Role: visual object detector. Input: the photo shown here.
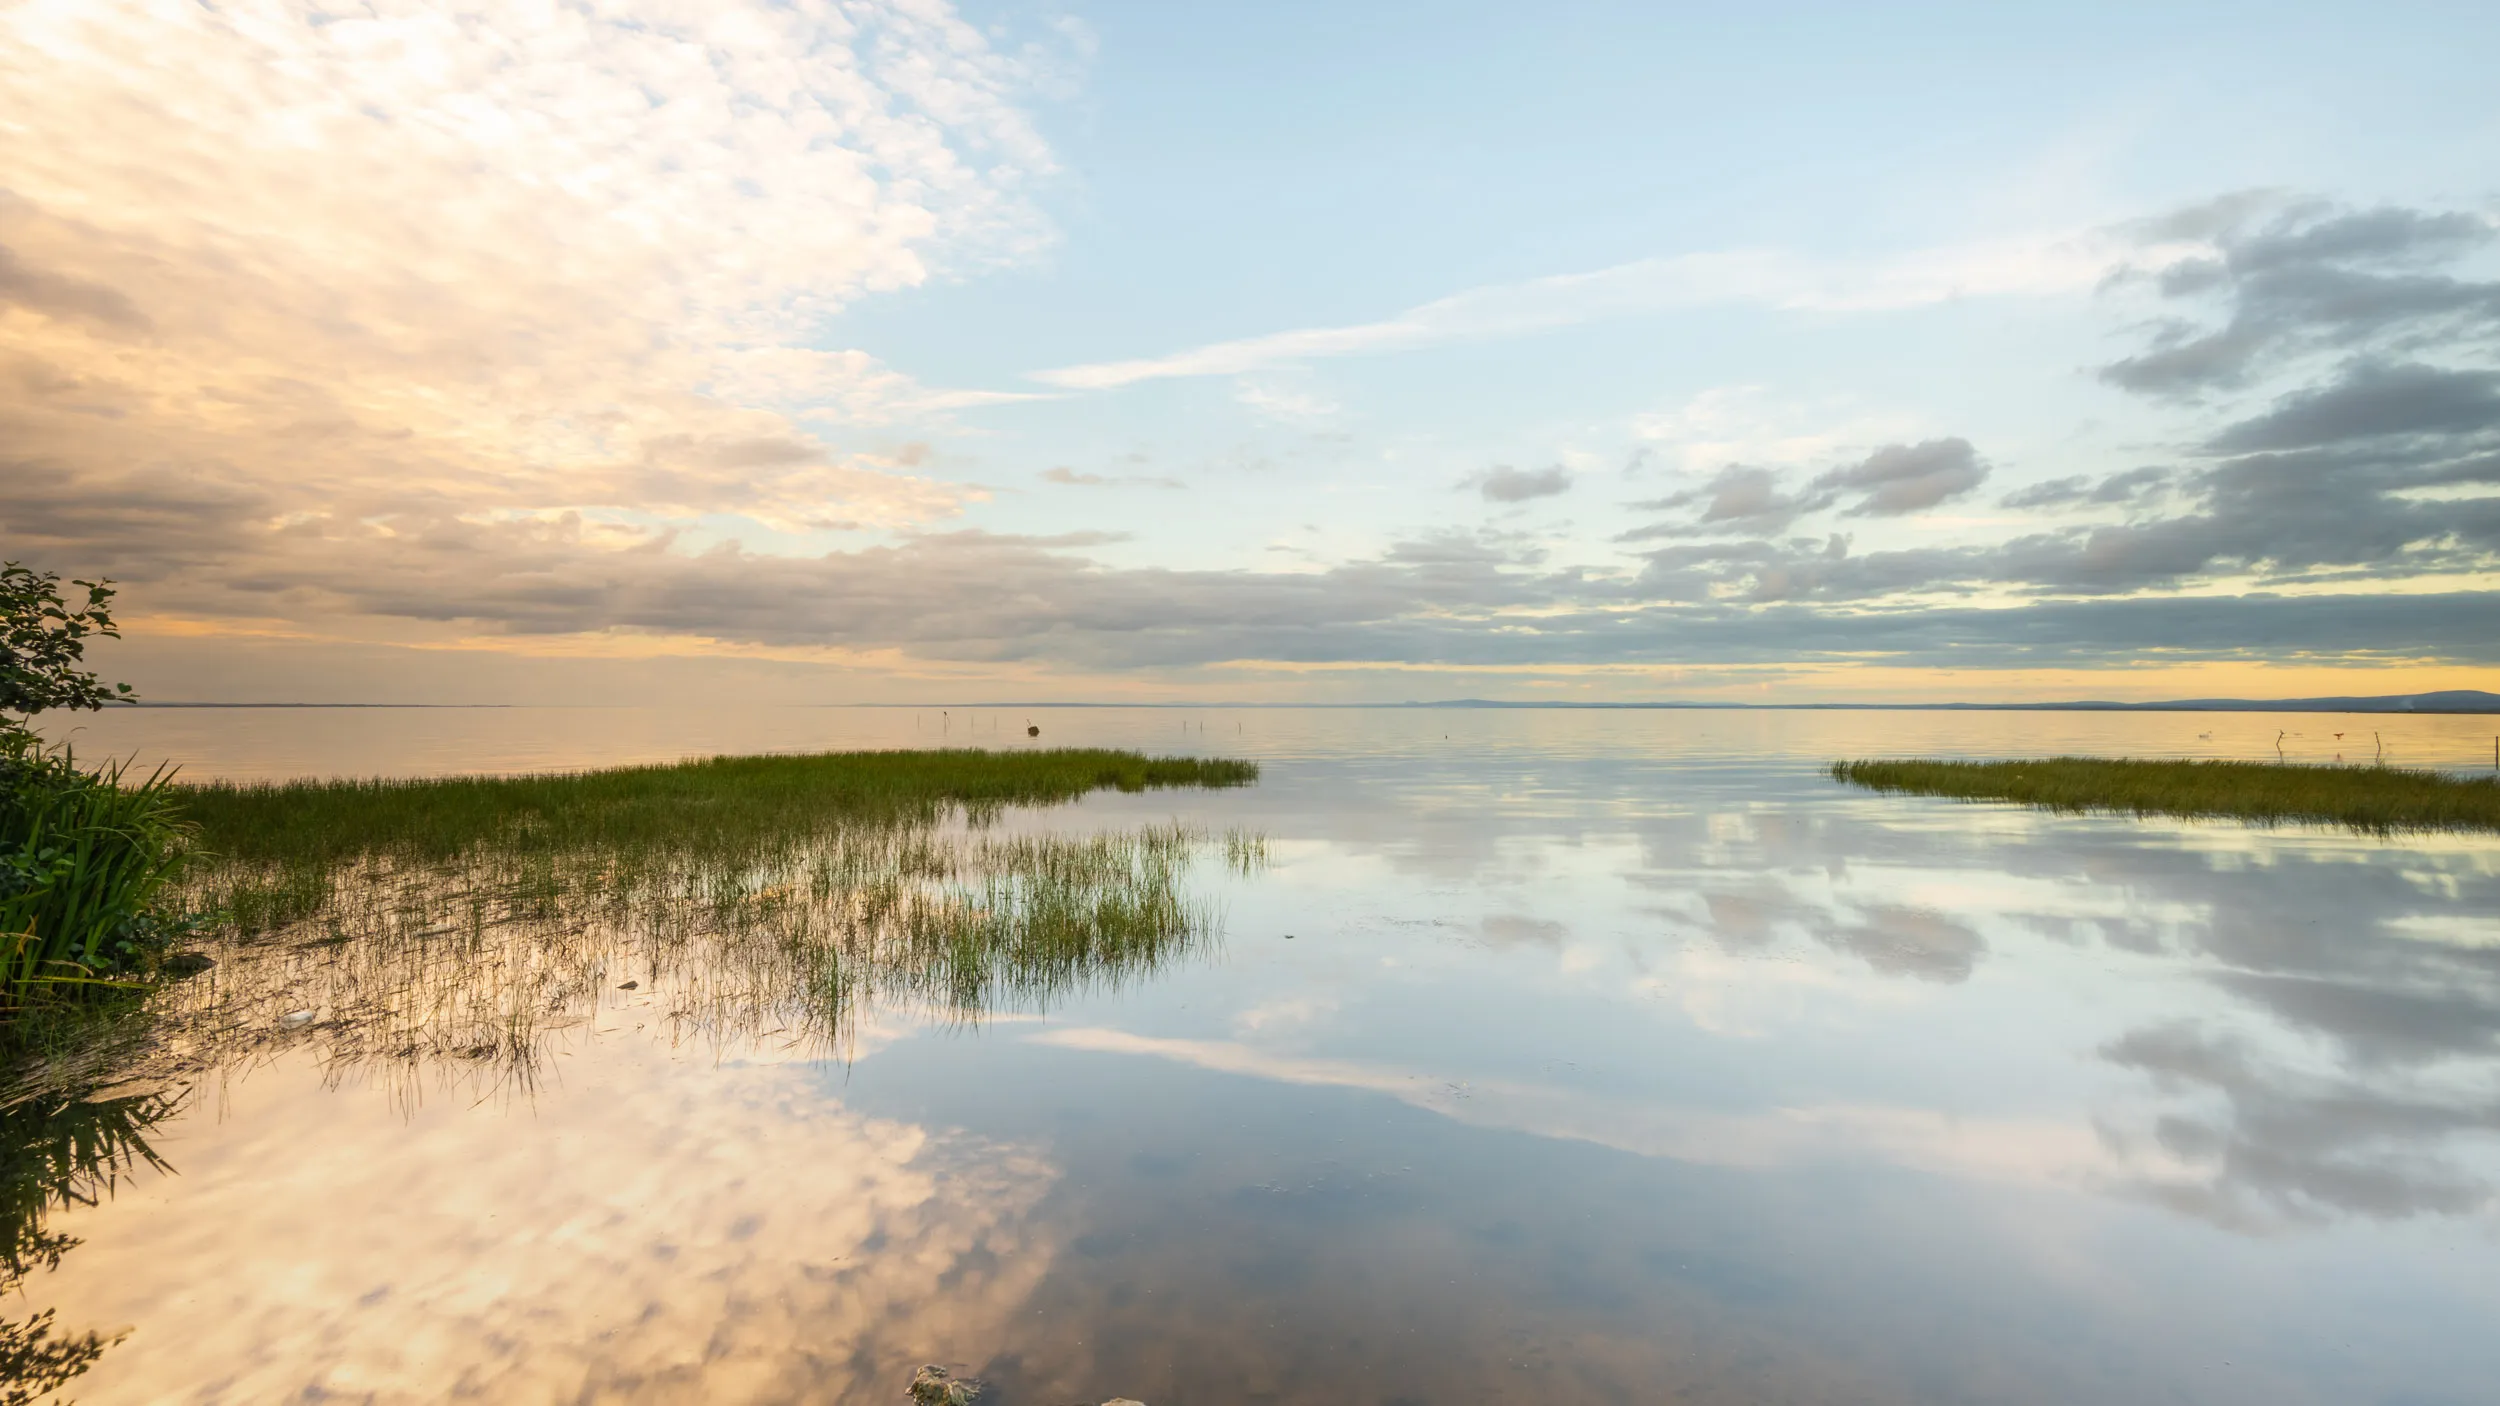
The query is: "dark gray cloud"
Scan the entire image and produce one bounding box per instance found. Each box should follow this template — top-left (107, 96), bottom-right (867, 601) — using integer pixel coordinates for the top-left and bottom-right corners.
top-left (1806, 438), bottom-right (1989, 516)
top-left (1627, 230), bottom-right (2500, 604)
top-left (1621, 466), bottom-right (1827, 538)
top-left (1467, 463), bottom-right (1573, 502)
top-left (1624, 441), bottom-right (1991, 544)
top-left (2000, 466), bottom-right (2170, 511)
top-left (2204, 360), bottom-right (2500, 453)
top-left (2100, 201), bottom-right (2500, 397)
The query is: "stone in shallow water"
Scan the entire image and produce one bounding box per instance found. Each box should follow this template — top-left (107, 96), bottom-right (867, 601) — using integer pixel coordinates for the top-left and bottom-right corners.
top-left (907, 1364), bottom-right (981, 1404)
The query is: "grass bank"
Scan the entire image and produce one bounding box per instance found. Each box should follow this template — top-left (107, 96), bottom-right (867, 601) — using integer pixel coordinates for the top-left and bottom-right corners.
top-left (1830, 757), bottom-right (2500, 833)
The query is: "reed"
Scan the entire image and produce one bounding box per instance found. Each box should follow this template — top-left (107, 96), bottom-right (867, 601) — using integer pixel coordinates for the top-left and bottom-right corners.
top-left (0, 736), bottom-right (195, 1019)
top-left (175, 747), bottom-right (1256, 936)
top-left (1830, 757), bottom-right (2500, 833)
top-left (155, 818), bottom-right (1253, 1103)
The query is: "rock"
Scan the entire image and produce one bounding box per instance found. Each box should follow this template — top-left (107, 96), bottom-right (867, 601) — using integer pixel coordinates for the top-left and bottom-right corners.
top-left (907, 1364), bottom-right (981, 1405)
top-left (279, 1009), bottom-right (315, 1028)
top-left (161, 952), bottom-right (217, 978)
top-left (617, 980), bottom-right (639, 990)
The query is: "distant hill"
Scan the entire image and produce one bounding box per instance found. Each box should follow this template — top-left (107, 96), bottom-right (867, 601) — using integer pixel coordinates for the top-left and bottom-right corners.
top-left (1405, 691), bottom-right (2500, 714)
top-left (2080, 690), bottom-right (2500, 714)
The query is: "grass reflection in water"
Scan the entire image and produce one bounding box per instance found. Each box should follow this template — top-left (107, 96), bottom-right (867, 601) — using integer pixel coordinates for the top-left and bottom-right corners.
top-left (159, 749), bottom-right (1268, 1098)
top-left (0, 1089), bottom-right (176, 1403)
top-left (163, 818), bottom-right (1262, 1098)
top-left (0, 748), bottom-right (1265, 1399)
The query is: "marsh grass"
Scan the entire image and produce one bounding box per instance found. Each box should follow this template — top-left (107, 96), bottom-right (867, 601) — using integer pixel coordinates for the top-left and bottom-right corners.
top-left (154, 818), bottom-right (1250, 1104)
top-left (142, 749), bottom-right (1267, 1102)
top-left (1831, 757), bottom-right (2500, 833)
top-left (177, 748), bottom-right (1257, 935)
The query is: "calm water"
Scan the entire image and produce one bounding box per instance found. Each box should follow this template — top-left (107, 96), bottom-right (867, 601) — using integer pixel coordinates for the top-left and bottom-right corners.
top-left (20, 707), bottom-right (2500, 1404)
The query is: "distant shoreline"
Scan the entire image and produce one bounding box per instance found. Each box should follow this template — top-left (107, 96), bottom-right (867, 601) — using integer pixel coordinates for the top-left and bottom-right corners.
top-left (125, 694), bottom-right (2500, 715)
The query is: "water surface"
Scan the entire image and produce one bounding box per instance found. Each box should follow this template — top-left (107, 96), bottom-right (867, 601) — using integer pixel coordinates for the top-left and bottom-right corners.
top-left (18, 707), bottom-right (2500, 1404)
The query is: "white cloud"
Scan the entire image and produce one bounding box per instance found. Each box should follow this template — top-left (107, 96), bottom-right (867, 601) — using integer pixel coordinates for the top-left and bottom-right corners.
top-left (1629, 386), bottom-right (1928, 476)
top-left (1031, 234), bottom-right (2118, 391)
top-left (0, 0), bottom-right (1059, 536)
top-left (1232, 378), bottom-right (1341, 426)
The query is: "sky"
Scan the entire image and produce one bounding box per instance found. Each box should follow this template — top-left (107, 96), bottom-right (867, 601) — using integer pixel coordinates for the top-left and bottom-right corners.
top-left (4, 0), bottom-right (2498, 705)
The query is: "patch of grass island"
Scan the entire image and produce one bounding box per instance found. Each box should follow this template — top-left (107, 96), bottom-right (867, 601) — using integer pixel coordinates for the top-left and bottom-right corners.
top-left (176, 747), bottom-right (1262, 937)
top-left (1830, 757), bottom-right (2500, 834)
top-left (180, 747), bottom-right (1258, 869)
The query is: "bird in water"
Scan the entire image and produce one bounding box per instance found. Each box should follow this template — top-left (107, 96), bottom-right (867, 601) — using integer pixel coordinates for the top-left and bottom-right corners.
top-left (1026, 721), bottom-right (1040, 737)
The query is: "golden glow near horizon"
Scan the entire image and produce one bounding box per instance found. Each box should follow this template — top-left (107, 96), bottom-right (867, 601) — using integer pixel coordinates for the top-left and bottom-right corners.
top-left (5, 2), bottom-right (2496, 703)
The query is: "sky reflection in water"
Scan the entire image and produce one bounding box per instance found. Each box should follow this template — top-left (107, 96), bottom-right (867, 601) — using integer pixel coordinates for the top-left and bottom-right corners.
top-left (23, 707), bottom-right (2500, 1404)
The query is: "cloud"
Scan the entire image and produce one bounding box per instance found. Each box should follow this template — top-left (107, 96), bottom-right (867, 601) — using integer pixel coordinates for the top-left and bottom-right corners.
top-left (0, 240), bottom-right (149, 331)
top-left (1041, 466), bottom-right (1184, 489)
top-left (2001, 467), bottom-right (2170, 511)
top-left (1614, 206), bottom-right (2500, 605)
top-left (2099, 200), bottom-right (2500, 397)
top-left (1622, 466), bottom-right (1828, 539)
top-left (1031, 234), bottom-right (2115, 390)
top-left (1621, 440), bottom-right (1989, 544)
top-left (0, 0), bottom-right (1061, 551)
top-left (1807, 439), bottom-right (1990, 517)
top-left (1465, 464), bottom-right (1573, 503)
top-left (1233, 379), bottom-right (1340, 425)
top-left (2204, 361), bottom-right (2500, 454)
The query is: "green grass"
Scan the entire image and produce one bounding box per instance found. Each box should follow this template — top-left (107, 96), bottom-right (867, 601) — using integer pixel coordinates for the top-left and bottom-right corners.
top-left (177, 748), bottom-right (1258, 867)
top-left (156, 819), bottom-right (1264, 1098)
top-left (173, 748), bottom-right (1257, 934)
top-left (1830, 757), bottom-right (2500, 833)
top-left (137, 748), bottom-right (1270, 1092)
top-left (1, 737), bottom-right (195, 1020)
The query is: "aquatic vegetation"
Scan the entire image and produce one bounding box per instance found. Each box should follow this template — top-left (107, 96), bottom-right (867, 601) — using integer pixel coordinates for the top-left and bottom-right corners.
top-left (155, 818), bottom-right (1250, 1100)
top-left (1830, 757), bottom-right (2500, 833)
top-left (177, 748), bottom-right (1257, 934)
top-left (909, 1363), bottom-right (983, 1404)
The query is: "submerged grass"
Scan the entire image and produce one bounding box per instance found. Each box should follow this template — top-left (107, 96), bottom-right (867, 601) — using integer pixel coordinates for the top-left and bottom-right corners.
top-left (155, 818), bottom-right (1255, 1101)
top-left (1831, 757), bottom-right (2500, 834)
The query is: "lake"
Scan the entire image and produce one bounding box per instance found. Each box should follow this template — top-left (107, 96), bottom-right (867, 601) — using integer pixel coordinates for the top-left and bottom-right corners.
top-left (18, 706), bottom-right (2500, 1404)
